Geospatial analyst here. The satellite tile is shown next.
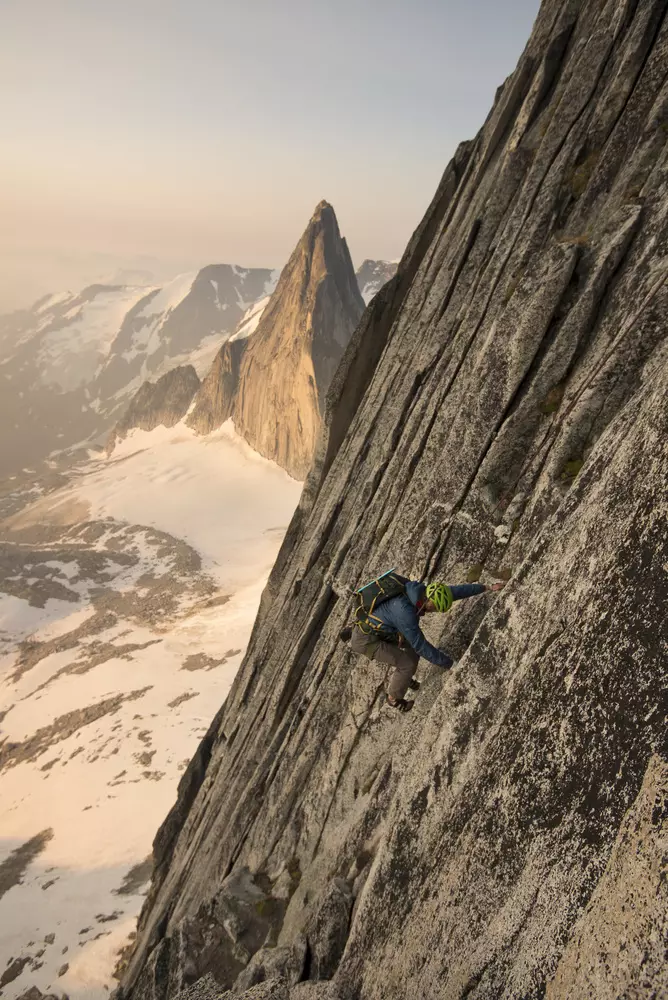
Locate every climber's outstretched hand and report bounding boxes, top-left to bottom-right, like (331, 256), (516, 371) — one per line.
(487, 581), (507, 592)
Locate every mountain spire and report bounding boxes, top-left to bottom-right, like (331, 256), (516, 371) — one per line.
(230, 201), (364, 478)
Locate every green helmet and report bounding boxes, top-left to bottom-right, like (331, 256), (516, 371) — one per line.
(425, 581), (453, 613)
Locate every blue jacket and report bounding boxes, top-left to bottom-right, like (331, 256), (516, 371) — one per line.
(372, 580), (485, 668)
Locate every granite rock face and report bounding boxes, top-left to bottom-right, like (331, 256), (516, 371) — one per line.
(121, 2), (668, 999)
(232, 937), (306, 992)
(232, 202), (364, 479)
(304, 880), (353, 982)
(186, 340), (246, 436)
(108, 366), (200, 448)
(545, 753), (668, 998)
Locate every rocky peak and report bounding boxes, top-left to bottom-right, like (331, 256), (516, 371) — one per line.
(107, 365), (200, 451)
(186, 338), (247, 436)
(232, 201), (364, 479)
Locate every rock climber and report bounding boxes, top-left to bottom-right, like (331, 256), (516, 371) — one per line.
(344, 575), (506, 712)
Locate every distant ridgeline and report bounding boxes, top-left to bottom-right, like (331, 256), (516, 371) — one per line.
(116, 1), (668, 999)
(0, 220), (394, 477)
(0, 265), (277, 476)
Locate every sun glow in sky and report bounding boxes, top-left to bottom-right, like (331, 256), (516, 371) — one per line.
(1, 0), (540, 311)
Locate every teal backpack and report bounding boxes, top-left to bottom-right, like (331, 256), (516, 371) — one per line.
(353, 569), (408, 637)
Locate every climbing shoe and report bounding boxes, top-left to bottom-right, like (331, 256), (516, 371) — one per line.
(408, 678), (420, 691)
(387, 696), (414, 713)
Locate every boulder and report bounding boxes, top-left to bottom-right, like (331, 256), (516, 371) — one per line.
(233, 937), (306, 992)
(16, 989), (61, 1000)
(305, 880), (353, 981)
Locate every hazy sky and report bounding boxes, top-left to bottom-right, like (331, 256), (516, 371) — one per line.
(1, 0), (540, 311)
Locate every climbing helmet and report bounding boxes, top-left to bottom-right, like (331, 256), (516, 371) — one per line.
(425, 581), (453, 613)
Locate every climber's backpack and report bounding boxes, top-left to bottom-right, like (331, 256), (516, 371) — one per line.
(353, 569), (408, 637)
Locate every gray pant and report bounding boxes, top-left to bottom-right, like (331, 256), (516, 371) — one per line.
(350, 627), (419, 700)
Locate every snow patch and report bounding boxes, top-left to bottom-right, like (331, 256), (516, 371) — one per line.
(263, 268), (281, 297)
(0, 596), (86, 656)
(360, 282), (376, 304)
(229, 297), (270, 342)
(77, 421), (301, 590)
(137, 272), (195, 319)
(35, 291), (74, 314)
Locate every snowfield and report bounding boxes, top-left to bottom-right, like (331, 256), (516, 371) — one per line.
(37, 287), (154, 392)
(136, 273), (196, 321)
(0, 423), (302, 1000)
(74, 422), (299, 590)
